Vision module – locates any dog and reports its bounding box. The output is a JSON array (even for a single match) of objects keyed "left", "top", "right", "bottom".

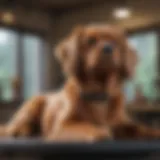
[{"left": 0, "top": 24, "right": 160, "bottom": 142}]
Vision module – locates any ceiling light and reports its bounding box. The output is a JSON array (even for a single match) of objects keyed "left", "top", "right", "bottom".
[
  {"left": 2, "top": 12, "right": 15, "bottom": 24},
  {"left": 113, "top": 8, "right": 131, "bottom": 19}
]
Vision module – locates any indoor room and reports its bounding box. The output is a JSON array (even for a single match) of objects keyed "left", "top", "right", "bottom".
[{"left": 0, "top": 0, "right": 160, "bottom": 159}]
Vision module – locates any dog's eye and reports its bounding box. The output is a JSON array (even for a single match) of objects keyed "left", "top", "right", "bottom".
[{"left": 87, "top": 37, "right": 97, "bottom": 46}]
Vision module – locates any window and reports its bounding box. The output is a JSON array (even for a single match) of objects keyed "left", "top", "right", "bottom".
[
  {"left": 0, "top": 29, "right": 18, "bottom": 101},
  {"left": 125, "top": 31, "right": 158, "bottom": 103},
  {"left": 0, "top": 28, "right": 47, "bottom": 101},
  {"left": 22, "top": 34, "right": 45, "bottom": 99}
]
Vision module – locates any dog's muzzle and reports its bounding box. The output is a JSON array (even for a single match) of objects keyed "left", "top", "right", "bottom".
[{"left": 102, "top": 43, "right": 114, "bottom": 55}]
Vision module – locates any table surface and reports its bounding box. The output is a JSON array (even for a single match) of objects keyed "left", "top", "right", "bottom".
[{"left": 0, "top": 139, "right": 159, "bottom": 154}]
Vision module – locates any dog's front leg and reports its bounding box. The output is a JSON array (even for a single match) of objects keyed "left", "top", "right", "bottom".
[
  {"left": 0, "top": 96, "right": 45, "bottom": 137},
  {"left": 112, "top": 121, "right": 160, "bottom": 140},
  {"left": 46, "top": 122, "right": 112, "bottom": 142}
]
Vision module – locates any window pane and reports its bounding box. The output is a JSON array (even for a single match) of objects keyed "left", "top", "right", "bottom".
[
  {"left": 22, "top": 35, "right": 45, "bottom": 99},
  {"left": 0, "top": 29, "right": 18, "bottom": 101},
  {"left": 125, "top": 32, "right": 158, "bottom": 102}
]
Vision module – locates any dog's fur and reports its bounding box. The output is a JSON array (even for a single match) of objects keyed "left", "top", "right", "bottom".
[{"left": 0, "top": 24, "right": 160, "bottom": 142}]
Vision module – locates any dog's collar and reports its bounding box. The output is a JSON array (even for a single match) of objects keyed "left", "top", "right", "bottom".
[{"left": 80, "top": 92, "right": 108, "bottom": 102}]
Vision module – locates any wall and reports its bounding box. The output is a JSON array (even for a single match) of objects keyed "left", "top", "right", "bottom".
[{"left": 0, "top": 6, "right": 52, "bottom": 32}]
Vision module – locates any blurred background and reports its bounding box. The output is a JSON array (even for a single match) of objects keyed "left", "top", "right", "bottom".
[{"left": 0, "top": 0, "right": 160, "bottom": 132}]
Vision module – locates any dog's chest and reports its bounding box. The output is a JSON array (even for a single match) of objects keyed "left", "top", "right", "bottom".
[{"left": 76, "top": 101, "right": 109, "bottom": 125}]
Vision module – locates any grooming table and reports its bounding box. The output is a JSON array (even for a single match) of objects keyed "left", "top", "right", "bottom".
[{"left": 0, "top": 139, "right": 160, "bottom": 160}]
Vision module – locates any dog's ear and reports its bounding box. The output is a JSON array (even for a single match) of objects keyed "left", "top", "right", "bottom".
[
  {"left": 54, "top": 26, "right": 84, "bottom": 76},
  {"left": 54, "top": 38, "right": 69, "bottom": 64},
  {"left": 122, "top": 42, "right": 138, "bottom": 79},
  {"left": 54, "top": 26, "right": 84, "bottom": 64}
]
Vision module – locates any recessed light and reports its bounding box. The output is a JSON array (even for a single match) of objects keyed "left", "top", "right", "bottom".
[
  {"left": 2, "top": 12, "right": 15, "bottom": 24},
  {"left": 113, "top": 8, "right": 131, "bottom": 19}
]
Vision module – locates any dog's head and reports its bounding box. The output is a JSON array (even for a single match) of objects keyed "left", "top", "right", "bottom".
[{"left": 55, "top": 24, "right": 137, "bottom": 86}]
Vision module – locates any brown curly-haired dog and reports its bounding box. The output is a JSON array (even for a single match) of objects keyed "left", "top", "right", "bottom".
[{"left": 0, "top": 24, "right": 160, "bottom": 142}]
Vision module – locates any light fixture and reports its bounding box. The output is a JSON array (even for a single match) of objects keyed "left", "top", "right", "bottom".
[
  {"left": 2, "top": 12, "right": 15, "bottom": 24},
  {"left": 113, "top": 8, "right": 131, "bottom": 19}
]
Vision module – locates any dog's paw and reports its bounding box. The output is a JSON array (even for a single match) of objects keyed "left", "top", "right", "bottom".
[
  {"left": 0, "top": 125, "right": 6, "bottom": 136},
  {"left": 45, "top": 128, "right": 112, "bottom": 143},
  {"left": 151, "top": 129, "right": 160, "bottom": 139},
  {"left": 93, "top": 127, "right": 112, "bottom": 141}
]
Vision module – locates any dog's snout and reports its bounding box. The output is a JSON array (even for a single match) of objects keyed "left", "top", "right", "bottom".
[{"left": 102, "top": 44, "right": 114, "bottom": 54}]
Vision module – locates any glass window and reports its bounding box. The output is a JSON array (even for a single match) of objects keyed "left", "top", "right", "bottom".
[
  {"left": 0, "top": 28, "right": 47, "bottom": 102},
  {"left": 22, "top": 34, "right": 45, "bottom": 99},
  {"left": 125, "top": 32, "right": 158, "bottom": 102},
  {"left": 0, "top": 29, "right": 18, "bottom": 101}
]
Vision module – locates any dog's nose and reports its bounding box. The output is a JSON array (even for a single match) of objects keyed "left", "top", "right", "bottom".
[{"left": 102, "top": 44, "right": 114, "bottom": 54}]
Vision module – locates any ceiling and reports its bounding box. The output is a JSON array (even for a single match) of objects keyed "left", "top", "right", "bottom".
[
  {"left": 1, "top": 0, "right": 160, "bottom": 17},
  {"left": 0, "top": 0, "right": 107, "bottom": 13}
]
